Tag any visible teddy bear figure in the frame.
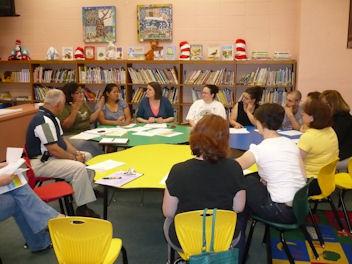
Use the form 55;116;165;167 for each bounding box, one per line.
8;40;23;60
46;47;59;60
145;41;163;61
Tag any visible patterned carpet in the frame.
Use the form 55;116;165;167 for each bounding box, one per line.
271;210;352;264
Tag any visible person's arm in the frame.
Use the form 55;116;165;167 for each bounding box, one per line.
61;102;82;130
0;174;15;187
244;103;256;126
157;117;175;123
229;103;243;128
89;97;104;124
122;107;132;125
236;151;256;170
162;187;179;218
186;101;197;126
285;107;301;130
46;143;76;160
299;149;307;160
233;190;246;213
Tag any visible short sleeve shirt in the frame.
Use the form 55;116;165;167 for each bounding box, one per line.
281;107;303;130
58;103;92;135
166;158;245;215
186;99;227;125
102;100;128;121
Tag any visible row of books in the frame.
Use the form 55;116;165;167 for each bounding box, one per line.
191;88;234;107
78;66;126;84
260;88;288;106
0;69;30;83
127;67;178;85
131;87;146;104
162;87;178;104
184;69;235;85
237;67;294;86
33;67;75;83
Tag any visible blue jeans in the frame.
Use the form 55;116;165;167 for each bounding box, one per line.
0;184;58;252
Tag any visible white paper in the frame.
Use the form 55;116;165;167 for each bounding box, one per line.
0;173;27;195
0;158;25;175
127;126;151;132
95;171;143;187
84;128;110;135
160;132;183;138
99;138;129;144
291;138;300;144
103;129;127;137
278;130;302;137
132;131;154;137
243;169;253;175
229;128;250;134
6;147;23;163
70;132;98;140
0;108;22;116
144;123;167;129
86;160;125;172
147;128;173;136
123;123;137;128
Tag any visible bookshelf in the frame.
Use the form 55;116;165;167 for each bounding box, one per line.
0;59;296;123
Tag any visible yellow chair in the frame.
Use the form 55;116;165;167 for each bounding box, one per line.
309;159;344;248
174;209;237;261
48;217;128;264
335;158;352;233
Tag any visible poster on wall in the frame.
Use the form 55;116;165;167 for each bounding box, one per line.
137;4;172;42
82;6;116;43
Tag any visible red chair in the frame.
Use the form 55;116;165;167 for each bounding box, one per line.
23;153;75;216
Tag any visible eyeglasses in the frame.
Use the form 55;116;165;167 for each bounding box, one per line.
74;89;84;94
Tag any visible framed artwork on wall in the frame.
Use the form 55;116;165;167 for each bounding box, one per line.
82;6;116;43
137;4;172;42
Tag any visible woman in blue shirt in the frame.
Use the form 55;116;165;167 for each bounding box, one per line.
136;82;174;123
98;83;132;126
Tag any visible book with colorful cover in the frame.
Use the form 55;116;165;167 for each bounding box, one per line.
0;158;27;195
127;47;145;60
190;44;203;60
164;45;176;60
222;45;233;60
207;46;221;60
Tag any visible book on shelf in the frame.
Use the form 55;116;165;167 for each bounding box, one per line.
237;67;293;87
164;45;176;60
190;44;203;60
184;68;234;85
207;46;221;60
127;67;178;85
251;51;271;60
260;88;287;106
33;67;75;83
78;66;126;84
221;45;234;60
273;52;291;59
191;87;233;107
0;69;30;83
116;47;123;60
154;47;164;60
162;87;178;104
127;47;145;60
131;87;146;104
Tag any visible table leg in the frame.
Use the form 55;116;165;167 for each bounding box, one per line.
104;185;108;219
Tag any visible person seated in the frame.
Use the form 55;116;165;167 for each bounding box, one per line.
229;86;263;128
26;89;100;218
298;98;338;195
320;90;352;172
98;83;132;126
306;91;321;101
186;85;227;127
136;82;174;124
0;162;62;252
163;114;246;261
59;82;104;156
281;90;302;130
236;103;306;236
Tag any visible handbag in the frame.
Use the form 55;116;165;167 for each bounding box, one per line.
189;208;238;264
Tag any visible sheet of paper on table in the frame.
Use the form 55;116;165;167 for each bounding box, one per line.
127;126;152;132
229;128;250;134
95;171;143;187
144;123;167;129
278;130;302;137
132;131;154;137
122;123;136;128
86;160;125;172
99;138;129;144
70;132;99;140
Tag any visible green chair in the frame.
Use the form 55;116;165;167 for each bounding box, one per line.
244;183;319;264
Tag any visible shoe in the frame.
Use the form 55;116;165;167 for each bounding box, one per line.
76;205;101;218
32;244;52;253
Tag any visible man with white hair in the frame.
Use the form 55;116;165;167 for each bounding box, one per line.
281;90;303;130
25;89;99;217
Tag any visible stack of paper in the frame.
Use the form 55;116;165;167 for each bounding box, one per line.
86;160;125;172
95;170;143;187
229;128;250;134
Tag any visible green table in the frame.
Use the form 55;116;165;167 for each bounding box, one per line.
92;123;190;147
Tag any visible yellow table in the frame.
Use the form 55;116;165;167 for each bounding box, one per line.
87;144;194;218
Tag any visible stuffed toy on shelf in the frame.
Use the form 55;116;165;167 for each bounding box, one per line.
74;47;85;60
8;40;31;60
46;47;60;60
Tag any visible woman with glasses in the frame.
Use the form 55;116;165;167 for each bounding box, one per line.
59;82;104;156
229;86;263;128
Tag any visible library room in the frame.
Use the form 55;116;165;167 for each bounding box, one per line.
0;0;352;264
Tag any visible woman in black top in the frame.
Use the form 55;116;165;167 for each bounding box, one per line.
321;90;352;171
163;114;246;260
230;86;263;128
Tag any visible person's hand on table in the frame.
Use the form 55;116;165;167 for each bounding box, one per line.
148;117;155;123
233;122;243;129
156;117;164;123
75;151;86;163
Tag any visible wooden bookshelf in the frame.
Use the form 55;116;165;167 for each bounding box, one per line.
0;59;297;123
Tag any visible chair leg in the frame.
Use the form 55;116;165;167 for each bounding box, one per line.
265;225;272;264
339;190;352;233
327;196;344;231
58;198;65;214
168;245;176;264
64;195;75;216
308;208;325;248
279;232;294;264
243;219;257;263
121;245;128;264
300;225;319;260
262;224;269;244
312;201;319;213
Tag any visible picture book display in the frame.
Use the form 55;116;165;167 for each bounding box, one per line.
190;44;203;60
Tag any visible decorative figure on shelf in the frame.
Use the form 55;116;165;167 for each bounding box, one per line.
145;41;163;61
179;41;190;60
46;47;60;60
8;40;31;60
74;46;85;60
106;41;117;60
235;39;247;60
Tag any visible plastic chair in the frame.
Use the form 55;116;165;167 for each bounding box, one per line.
309;159;343;248
48;217;128;264
174;209;237;261
23;151;75;215
244;183;319;264
335;158;352;233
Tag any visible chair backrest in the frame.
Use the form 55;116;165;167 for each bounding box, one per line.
48;217;113;264
348;158;352;174
316;159;338;197
292;183;310;226
175;209;236;260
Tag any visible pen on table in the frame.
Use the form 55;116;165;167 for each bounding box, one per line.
102;176;122;180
